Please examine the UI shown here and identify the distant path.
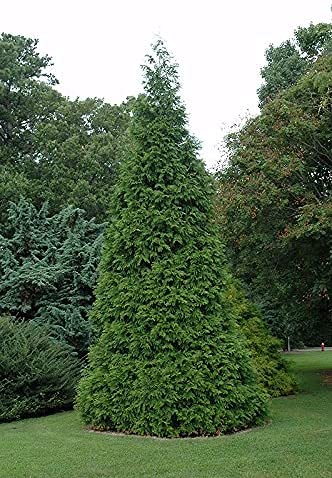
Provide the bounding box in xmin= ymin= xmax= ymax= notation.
xmin=287 ymin=347 xmax=332 ymax=352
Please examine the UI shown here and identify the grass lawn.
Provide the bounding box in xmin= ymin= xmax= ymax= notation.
xmin=1 ymin=351 xmax=332 ymax=478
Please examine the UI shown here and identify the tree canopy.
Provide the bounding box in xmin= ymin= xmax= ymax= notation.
xmin=217 ymin=27 xmax=332 ymax=344
xmin=257 ymin=22 xmax=332 ymax=107
xmin=0 ymin=33 xmax=132 ymax=223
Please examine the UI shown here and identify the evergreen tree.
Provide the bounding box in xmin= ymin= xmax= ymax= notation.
xmin=0 ymin=199 xmax=104 ymax=356
xmin=77 ymin=41 xmax=267 ymax=437
xmin=224 ymin=281 xmax=296 ymax=397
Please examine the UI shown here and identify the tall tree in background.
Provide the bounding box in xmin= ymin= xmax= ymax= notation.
xmin=258 ymin=22 xmax=332 ymax=107
xmin=0 ymin=34 xmax=59 ymax=220
xmin=0 ymin=33 xmax=59 ymax=158
xmin=0 ymin=33 xmax=131 ymax=222
xmin=77 ymin=40 xmax=267 ymax=437
xmin=217 ymin=22 xmax=332 ymax=344
xmin=28 ymin=96 xmax=132 ymax=221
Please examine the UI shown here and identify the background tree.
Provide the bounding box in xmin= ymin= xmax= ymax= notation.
xmin=0 ymin=199 xmax=105 ymax=356
xmin=217 ymin=23 xmax=332 ymax=345
xmin=258 ymin=22 xmax=332 ymax=107
xmin=0 ymin=33 xmax=132 ymax=223
xmin=0 ymin=33 xmax=59 ymax=221
xmin=0 ymin=33 xmax=59 ymax=159
xmin=77 ymin=40 xmax=268 ymax=437
xmin=27 ymin=96 xmax=132 ymax=221
xmin=224 ymin=280 xmax=296 ymax=397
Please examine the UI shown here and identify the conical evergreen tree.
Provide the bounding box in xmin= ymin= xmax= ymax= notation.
xmin=77 ymin=41 xmax=268 ymax=437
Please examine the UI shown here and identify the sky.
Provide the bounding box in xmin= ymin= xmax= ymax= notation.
xmin=1 ymin=0 xmax=331 ymax=169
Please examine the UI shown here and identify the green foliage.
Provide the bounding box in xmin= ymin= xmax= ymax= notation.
xmin=225 ymin=282 xmax=296 ymax=397
xmin=0 ymin=317 xmax=81 ymax=422
xmin=77 ymin=40 xmax=268 ymax=437
xmin=27 ymin=96 xmax=133 ymax=221
xmin=0 ymin=198 xmax=104 ymax=356
xmin=257 ymin=40 xmax=308 ymax=107
xmin=0 ymin=33 xmax=131 ymax=223
xmin=257 ymin=22 xmax=332 ymax=107
xmin=217 ymin=34 xmax=332 ymax=344
xmin=295 ymin=22 xmax=332 ymax=59
xmin=0 ymin=33 xmax=60 ymax=161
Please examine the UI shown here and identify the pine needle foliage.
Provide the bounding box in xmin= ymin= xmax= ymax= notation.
xmin=77 ymin=40 xmax=268 ymax=437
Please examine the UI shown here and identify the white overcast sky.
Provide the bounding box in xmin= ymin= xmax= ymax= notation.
xmin=2 ymin=1 xmax=331 ymax=169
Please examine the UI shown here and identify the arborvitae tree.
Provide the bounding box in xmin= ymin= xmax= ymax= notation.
xmin=224 ymin=281 xmax=296 ymax=397
xmin=77 ymin=41 xmax=268 ymax=437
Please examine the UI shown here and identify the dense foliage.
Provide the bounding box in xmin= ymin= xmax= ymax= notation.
xmin=257 ymin=22 xmax=332 ymax=107
xmin=0 ymin=33 xmax=131 ymax=223
xmin=77 ymin=41 xmax=268 ymax=437
xmin=217 ymin=24 xmax=332 ymax=345
xmin=0 ymin=199 xmax=104 ymax=356
xmin=225 ymin=282 xmax=296 ymax=397
xmin=0 ymin=317 xmax=81 ymax=422
xmin=27 ymin=96 xmax=133 ymax=221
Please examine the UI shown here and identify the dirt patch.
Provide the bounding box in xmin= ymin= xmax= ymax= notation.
xmin=322 ymin=371 xmax=332 ymax=385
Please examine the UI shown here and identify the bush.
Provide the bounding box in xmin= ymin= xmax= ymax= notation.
xmin=225 ymin=282 xmax=296 ymax=397
xmin=0 ymin=317 xmax=82 ymax=422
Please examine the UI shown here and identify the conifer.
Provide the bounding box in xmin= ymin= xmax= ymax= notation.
xmin=77 ymin=41 xmax=268 ymax=437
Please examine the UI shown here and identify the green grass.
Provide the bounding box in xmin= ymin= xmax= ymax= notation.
xmin=1 ymin=351 xmax=332 ymax=478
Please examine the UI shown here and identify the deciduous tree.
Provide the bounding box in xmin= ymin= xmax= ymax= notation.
xmin=217 ymin=35 xmax=332 ymax=344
